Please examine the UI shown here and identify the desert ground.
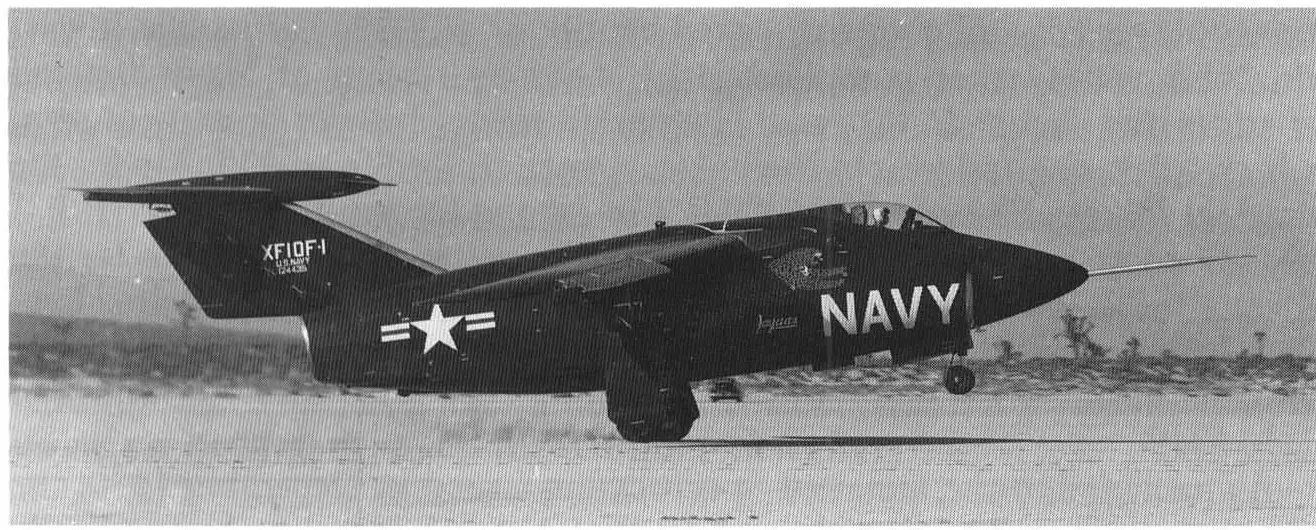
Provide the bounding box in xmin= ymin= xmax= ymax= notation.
xmin=10 ymin=392 xmax=1315 ymax=525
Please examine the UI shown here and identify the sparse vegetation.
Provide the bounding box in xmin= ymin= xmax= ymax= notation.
xmin=9 ymin=312 xmax=326 ymax=394
xmin=9 ymin=312 xmax=1312 ymax=398
xmin=994 ymin=339 xmax=1022 ymax=364
xmin=734 ymin=354 xmax=1313 ymax=397
xmin=173 ymin=300 xmax=199 ymax=330
xmin=1117 ymin=336 xmax=1142 ymax=369
xmin=1056 ymin=308 xmax=1107 ymax=359
xmin=1120 ymin=337 xmax=1142 ymax=359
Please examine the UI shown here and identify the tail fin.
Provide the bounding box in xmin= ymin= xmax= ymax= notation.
xmin=79 ymin=171 xmax=444 ymax=318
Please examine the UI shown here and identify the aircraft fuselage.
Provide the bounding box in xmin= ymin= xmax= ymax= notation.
xmin=303 ymin=207 xmax=1087 ymax=395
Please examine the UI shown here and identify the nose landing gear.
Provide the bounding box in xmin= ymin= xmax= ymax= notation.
xmin=943 ymin=352 xmax=976 ymax=395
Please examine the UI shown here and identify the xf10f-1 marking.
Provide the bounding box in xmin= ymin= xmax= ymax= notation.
xmin=262 ymin=238 xmax=327 ymax=260
xmin=262 ymin=238 xmax=328 ymax=275
xmin=821 ymin=283 xmax=960 ymax=337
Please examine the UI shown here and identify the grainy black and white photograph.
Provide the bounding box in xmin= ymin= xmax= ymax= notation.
xmin=8 ymin=7 xmax=1316 ymax=525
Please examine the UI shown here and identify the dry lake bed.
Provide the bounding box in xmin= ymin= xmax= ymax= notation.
xmin=10 ymin=392 xmax=1315 ymax=524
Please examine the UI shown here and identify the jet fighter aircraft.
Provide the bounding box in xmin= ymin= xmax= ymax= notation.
xmin=80 ymin=171 xmax=1251 ymax=442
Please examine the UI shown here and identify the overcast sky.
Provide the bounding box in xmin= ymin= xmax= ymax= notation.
xmin=9 ymin=9 xmax=1314 ymax=357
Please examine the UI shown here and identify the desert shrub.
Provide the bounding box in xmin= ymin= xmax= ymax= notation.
xmin=995 ymin=339 xmax=1023 ymax=364
xmin=1116 ymin=337 xmax=1143 ymax=370
xmin=1056 ymin=308 xmax=1107 ymax=359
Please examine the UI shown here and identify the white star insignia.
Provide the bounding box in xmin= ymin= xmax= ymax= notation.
xmin=410 ymin=304 xmax=464 ymax=353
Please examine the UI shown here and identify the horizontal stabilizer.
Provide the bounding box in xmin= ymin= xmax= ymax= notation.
xmin=77 ymin=186 xmax=276 ymax=204
xmin=1087 ymin=255 xmax=1255 ymax=277
xmin=76 ymin=171 xmax=391 ymax=205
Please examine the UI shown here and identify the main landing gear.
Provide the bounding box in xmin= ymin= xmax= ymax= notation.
xmin=943 ymin=351 xmax=976 ymax=395
xmin=604 ymin=331 xmax=700 ymax=443
xmin=613 ymin=385 xmax=699 ymax=442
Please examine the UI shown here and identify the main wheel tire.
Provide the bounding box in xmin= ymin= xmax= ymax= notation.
xmin=615 ymin=415 xmax=694 ymax=443
xmin=943 ymin=365 xmax=976 ymax=395
xmin=617 ymin=422 xmax=656 ymax=443
xmin=652 ymin=419 xmax=693 ymax=442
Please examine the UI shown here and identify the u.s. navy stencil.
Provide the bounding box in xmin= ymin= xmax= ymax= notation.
xmin=79 ymin=171 xmax=1253 ymax=442
xmin=821 ymin=284 xmax=960 ymax=337
xmin=262 ymin=238 xmax=327 ymax=275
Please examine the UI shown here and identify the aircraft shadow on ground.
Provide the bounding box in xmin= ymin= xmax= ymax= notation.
xmin=674 ymin=436 xmax=1290 ymax=448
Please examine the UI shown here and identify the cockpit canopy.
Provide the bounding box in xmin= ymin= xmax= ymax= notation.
xmin=838 ymin=202 xmax=949 ymax=232
xmin=698 ymin=201 xmax=951 ymax=233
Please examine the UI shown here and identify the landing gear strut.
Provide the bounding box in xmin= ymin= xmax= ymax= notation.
xmin=943 ymin=352 xmax=976 ymax=395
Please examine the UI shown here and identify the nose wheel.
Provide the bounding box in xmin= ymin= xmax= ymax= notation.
xmin=943 ymin=354 xmax=976 ymax=395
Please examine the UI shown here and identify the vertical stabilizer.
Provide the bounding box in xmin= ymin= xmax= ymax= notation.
xmin=82 ymin=171 xmax=444 ymax=318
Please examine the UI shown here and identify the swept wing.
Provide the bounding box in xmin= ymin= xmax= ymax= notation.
xmin=440 ymin=232 xmax=754 ymax=303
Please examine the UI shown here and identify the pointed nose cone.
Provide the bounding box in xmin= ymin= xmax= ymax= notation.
xmin=1022 ymin=251 xmax=1089 ymax=303
xmin=973 ymin=241 xmax=1089 ymax=326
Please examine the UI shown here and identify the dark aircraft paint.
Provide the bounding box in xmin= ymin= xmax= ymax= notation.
xmin=76 ymin=170 xmax=386 ymax=204
xmin=297 ymin=202 xmax=1012 ymax=392
xmin=81 ymin=172 xmax=1246 ymax=442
